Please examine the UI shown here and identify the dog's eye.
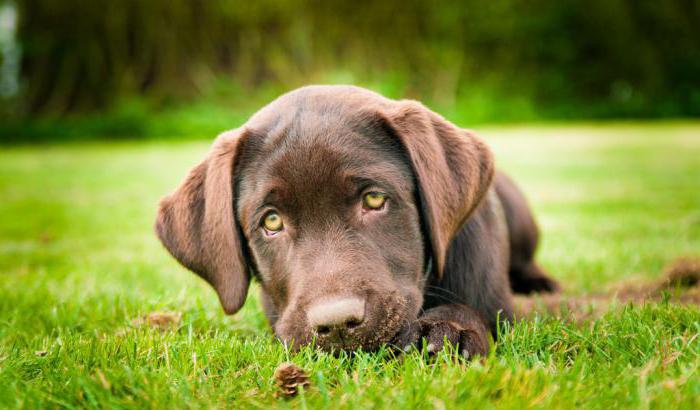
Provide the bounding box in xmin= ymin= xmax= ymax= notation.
xmin=363 ymin=191 xmax=386 ymax=210
xmin=262 ymin=212 xmax=284 ymax=233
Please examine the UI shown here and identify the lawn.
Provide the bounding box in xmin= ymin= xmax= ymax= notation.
xmin=1 ymin=122 xmax=699 ymax=408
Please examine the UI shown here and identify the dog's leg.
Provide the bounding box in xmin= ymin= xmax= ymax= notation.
xmin=394 ymin=304 xmax=490 ymax=358
xmin=423 ymin=189 xmax=515 ymax=334
xmin=413 ymin=192 xmax=512 ymax=358
xmin=494 ymin=172 xmax=560 ymax=294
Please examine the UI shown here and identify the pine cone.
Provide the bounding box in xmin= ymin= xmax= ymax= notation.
xmin=274 ymin=362 xmax=310 ymax=397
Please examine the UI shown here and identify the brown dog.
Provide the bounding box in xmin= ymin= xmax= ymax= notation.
xmin=155 ymin=85 xmax=559 ymax=357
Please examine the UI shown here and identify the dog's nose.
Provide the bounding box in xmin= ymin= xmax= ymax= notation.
xmin=307 ymin=297 xmax=365 ymax=340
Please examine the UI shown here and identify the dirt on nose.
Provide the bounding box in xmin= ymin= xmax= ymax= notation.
xmin=324 ymin=290 xmax=410 ymax=351
xmin=279 ymin=288 xmax=413 ymax=352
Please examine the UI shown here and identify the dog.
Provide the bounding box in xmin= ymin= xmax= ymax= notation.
xmin=155 ymin=85 xmax=559 ymax=357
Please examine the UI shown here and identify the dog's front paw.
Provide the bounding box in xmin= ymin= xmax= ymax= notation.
xmin=394 ymin=318 xmax=489 ymax=359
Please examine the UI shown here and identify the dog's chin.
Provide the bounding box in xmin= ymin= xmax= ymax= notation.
xmin=276 ymin=317 xmax=408 ymax=353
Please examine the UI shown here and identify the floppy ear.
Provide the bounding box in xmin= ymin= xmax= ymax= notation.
xmin=381 ymin=101 xmax=495 ymax=278
xmin=155 ymin=129 xmax=250 ymax=314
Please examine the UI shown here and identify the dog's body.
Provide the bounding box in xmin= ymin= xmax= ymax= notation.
xmin=156 ymin=85 xmax=558 ymax=357
xmin=424 ymin=174 xmax=556 ymax=333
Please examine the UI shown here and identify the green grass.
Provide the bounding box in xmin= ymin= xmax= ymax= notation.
xmin=1 ymin=122 xmax=699 ymax=408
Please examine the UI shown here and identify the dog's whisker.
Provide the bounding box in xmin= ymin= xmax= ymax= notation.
xmin=423 ymin=286 xmax=466 ymax=305
xmin=428 ymin=288 xmax=465 ymax=303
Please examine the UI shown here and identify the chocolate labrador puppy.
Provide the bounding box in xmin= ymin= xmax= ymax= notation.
xmin=155 ymin=85 xmax=559 ymax=357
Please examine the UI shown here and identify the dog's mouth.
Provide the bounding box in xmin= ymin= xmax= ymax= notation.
xmin=276 ymin=289 xmax=417 ymax=352
xmin=324 ymin=293 xmax=409 ymax=352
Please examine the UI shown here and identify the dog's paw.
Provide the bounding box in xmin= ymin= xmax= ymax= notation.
xmin=527 ymin=275 xmax=561 ymax=293
xmin=394 ymin=318 xmax=489 ymax=359
xmin=513 ymin=264 xmax=562 ymax=294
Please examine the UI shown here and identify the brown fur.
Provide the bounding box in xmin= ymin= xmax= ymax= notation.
xmin=155 ymin=85 xmax=559 ymax=356
xmin=156 ymin=129 xmax=251 ymax=314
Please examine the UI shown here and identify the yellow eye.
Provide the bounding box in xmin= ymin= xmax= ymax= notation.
xmin=263 ymin=212 xmax=283 ymax=232
xmin=363 ymin=191 xmax=386 ymax=210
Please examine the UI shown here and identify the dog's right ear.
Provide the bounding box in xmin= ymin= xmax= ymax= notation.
xmin=376 ymin=101 xmax=495 ymax=279
xmin=155 ymin=129 xmax=250 ymax=314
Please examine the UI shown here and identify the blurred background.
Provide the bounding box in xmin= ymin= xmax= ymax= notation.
xmin=1 ymin=0 xmax=699 ymax=142
xmin=1 ymin=4 xmax=699 ymax=405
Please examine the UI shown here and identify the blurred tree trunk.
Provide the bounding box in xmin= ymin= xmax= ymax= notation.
xmin=14 ymin=0 xmax=700 ymax=116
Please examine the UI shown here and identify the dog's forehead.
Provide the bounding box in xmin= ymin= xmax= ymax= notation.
xmin=258 ymin=114 xmax=406 ymax=190
xmin=237 ymin=105 xmax=414 ymax=218
xmin=246 ymin=85 xmax=392 ymax=130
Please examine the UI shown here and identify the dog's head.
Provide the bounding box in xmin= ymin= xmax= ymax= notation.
xmin=155 ymin=86 xmax=493 ymax=351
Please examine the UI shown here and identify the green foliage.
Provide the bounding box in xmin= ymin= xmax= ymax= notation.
xmin=6 ymin=0 xmax=700 ymax=128
xmin=1 ymin=123 xmax=699 ymax=407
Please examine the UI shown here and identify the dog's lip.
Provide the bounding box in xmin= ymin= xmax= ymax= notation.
xmin=279 ymin=321 xmax=410 ymax=353
xmin=275 ymin=286 xmax=416 ymax=351
xmin=350 ymin=307 xmax=413 ymax=351
xmin=286 ymin=309 xmax=411 ymax=352
xmin=386 ymin=327 xmax=410 ymax=349
xmin=312 ymin=326 xmax=407 ymax=353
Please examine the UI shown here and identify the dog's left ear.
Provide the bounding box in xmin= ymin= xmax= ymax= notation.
xmin=379 ymin=101 xmax=495 ymax=278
